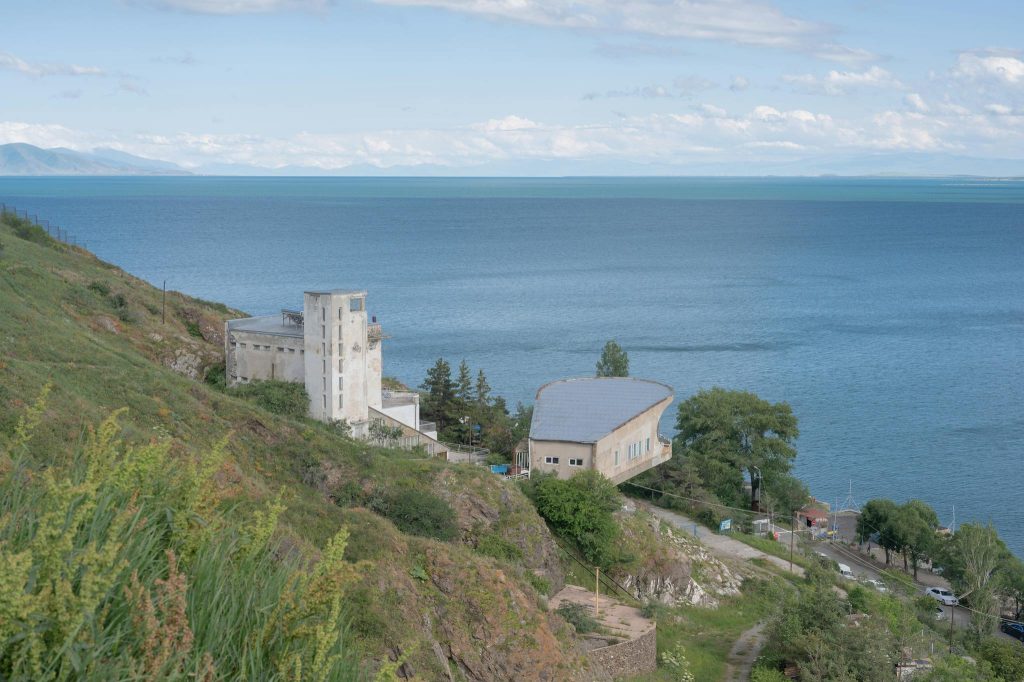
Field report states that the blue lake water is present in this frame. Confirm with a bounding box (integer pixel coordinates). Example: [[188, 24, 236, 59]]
[[2, 176, 1022, 555]]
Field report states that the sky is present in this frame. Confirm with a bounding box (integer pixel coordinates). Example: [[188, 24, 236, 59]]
[[2, 0, 1024, 174]]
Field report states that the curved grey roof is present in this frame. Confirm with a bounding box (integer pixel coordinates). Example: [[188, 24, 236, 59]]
[[530, 377, 673, 443]]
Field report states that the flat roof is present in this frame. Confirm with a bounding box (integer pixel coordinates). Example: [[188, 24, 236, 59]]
[[227, 315, 302, 338], [530, 377, 673, 443], [304, 289, 367, 297]]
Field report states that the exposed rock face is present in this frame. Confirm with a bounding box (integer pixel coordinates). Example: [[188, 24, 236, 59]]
[[340, 509, 604, 682], [165, 348, 204, 379], [179, 306, 224, 346], [614, 510, 742, 608], [432, 468, 565, 594]]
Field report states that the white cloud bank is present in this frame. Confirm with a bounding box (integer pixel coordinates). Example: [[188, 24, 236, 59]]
[[953, 51, 1024, 85], [783, 66, 904, 95], [8, 95, 1018, 172]]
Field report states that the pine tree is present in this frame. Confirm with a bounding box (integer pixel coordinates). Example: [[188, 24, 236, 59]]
[[456, 360, 474, 403], [419, 358, 455, 431], [596, 340, 629, 377], [475, 369, 491, 407]]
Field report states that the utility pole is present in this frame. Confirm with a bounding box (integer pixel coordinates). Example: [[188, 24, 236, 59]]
[[162, 280, 167, 324], [948, 604, 954, 653], [790, 512, 796, 573]]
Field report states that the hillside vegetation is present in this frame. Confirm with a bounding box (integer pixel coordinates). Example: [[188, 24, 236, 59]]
[[0, 213, 597, 680]]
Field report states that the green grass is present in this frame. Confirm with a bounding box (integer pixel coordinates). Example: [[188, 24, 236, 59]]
[[732, 532, 812, 570], [630, 578, 781, 681]]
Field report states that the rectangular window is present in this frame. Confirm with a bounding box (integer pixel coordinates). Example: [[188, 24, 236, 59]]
[[350, 298, 363, 312], [288, 348, 295, 353], [230, 341, 237, 348], [615, 450, 619, 465], [544, 456, 560, 465], [339, 395, 344, 408], [569, 458, 583, 467], [322, 377, 326, 392], [338, 358, 343, 372], [300, 349, 304, 355], [277, 346, 284, 352], [321, 342, 326, 355], [339, 308, 343, 320], [338, 377, 343, 390], [338, 343, 343, 356], [322, 359, 326, 374], [646, 437, 651, 453], [321, 325, 326, 340], [321, 307, 326, 322], [322, 395, 326, 410]]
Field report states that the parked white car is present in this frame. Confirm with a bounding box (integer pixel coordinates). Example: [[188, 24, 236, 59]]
[[924, 587, 958, 606], [837, 563, 856, 580], [864, 579, 888, 593]]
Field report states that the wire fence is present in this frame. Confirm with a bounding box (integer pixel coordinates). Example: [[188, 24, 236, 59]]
[[0, 203, 85, 249]]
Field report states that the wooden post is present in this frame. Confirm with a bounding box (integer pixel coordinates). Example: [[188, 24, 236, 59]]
[[595, 567, 600, 618], [162, 280, 167, 324], [948, 605, 954, 653]]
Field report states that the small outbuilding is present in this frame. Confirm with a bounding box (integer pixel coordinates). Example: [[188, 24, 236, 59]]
[[528, 377, 674, 484]]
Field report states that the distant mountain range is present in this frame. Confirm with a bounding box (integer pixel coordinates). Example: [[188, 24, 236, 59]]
[[1, 142, 1021, 178], [0, 143, 190, 176]]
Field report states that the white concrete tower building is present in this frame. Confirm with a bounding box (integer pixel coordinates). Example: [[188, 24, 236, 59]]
[[303, 289, 376, 434]]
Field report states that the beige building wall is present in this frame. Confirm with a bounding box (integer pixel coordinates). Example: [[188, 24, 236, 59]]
[[225, 331, 304, 384], [594, 395, 673, 485], [530, 441, 595, 479]]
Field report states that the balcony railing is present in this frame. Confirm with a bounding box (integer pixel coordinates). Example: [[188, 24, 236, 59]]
[[418, 420, 437, 434], [368, 323, 385, 342]]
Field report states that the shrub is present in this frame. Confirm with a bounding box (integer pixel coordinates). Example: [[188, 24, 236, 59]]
[[523, 470, 621, 568], [977, 637, 1024, 680], [229, 380, 309, 419], [751, 667, 788, 682], [555, 602, 599, 633], [185, 320, 203, 338], [369, 488, 458, 541], [475, 533, 523, 562], [88, 280, 111, 297], [2, 211, 54, 247]]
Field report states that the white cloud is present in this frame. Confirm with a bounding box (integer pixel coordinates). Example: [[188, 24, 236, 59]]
[[372, 0, 873, 60], [0, 51, 105, 78], [953, 51, 1024, 85], [783, 66, 903, 95], [142, 0, 331, 13], [984, 103, 1013, 115], [729, 75, 749, 92], [905, 93, 928, 112]]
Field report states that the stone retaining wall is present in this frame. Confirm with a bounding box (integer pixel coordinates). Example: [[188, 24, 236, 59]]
[[587, 626, 657, 678]]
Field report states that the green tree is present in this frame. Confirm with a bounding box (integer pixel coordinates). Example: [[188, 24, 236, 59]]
[[673, 388, 799, 509], [942, 523, 1010, 638], [858, 498, 900, 565], [596, 339, 629, 377], [897, 499, 939, 580], [996, 557, 1024, 620], [420, 358, 457, 433], [456, 359, 474, 403], [475, 369, 491, 407]]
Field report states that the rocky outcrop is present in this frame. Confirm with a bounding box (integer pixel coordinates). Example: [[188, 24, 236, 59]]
[[432, 468, 565, 594], [614, 509, 743, 608], [340, 509, 603, 682]]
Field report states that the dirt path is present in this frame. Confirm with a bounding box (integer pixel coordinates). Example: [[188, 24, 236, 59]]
[[642, 503, 805, 577], [723, 622, 767, 682]]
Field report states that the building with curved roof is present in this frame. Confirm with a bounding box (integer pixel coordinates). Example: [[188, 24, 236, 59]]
[[529, 377, 674, 484]]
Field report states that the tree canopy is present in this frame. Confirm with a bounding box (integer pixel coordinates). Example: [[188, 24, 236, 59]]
[[596, 340, 629, 377], [672, 387, 800, 511]]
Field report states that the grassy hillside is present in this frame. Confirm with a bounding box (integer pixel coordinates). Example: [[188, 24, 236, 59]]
[[0, 214, 596, 680]]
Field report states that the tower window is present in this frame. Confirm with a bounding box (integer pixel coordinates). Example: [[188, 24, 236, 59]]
[[349, 298, 363, 312]]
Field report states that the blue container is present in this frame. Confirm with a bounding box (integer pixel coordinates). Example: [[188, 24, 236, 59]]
[[490, 464, 509, 474]]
